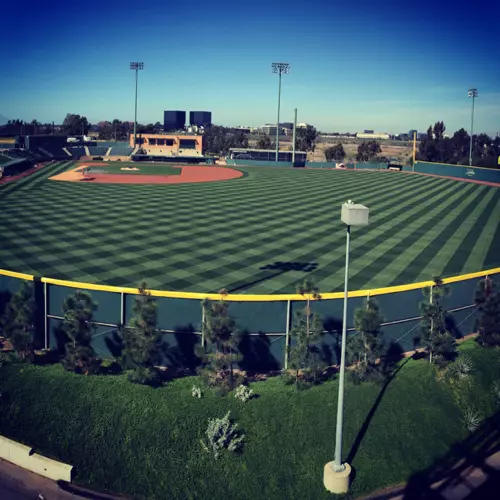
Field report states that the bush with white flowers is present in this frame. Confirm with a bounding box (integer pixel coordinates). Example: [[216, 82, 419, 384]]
[[191, 385, 203, 398], [201, 411, 244, 460], [234, 384, 254, 403]]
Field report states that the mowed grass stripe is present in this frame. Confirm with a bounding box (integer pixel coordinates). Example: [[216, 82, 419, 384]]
[[440, 188, 500, 276], [326, 180, 474, 290], [0, 161, 69, 198], [163, 176, 449, 291], [0, 172, 460, 292], [361, 185, 487, 290], [213, 178, 463, 293], [388, 185, 491, 285], [466, 194, 500, 271], [0, 166, 498, 293]]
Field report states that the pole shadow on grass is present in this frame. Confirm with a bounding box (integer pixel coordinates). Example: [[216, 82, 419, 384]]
[[346, 344, 407, 466], [362, 409, 500, 499], [226, 261, 318, 293]]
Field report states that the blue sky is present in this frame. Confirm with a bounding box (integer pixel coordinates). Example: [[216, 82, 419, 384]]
[[1, 0, 499, 134]]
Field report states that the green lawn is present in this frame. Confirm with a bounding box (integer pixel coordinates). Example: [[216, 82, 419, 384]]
[[86, 163, 182, 175], [0, 341, 498, 499], [0, 161, 499, 293]]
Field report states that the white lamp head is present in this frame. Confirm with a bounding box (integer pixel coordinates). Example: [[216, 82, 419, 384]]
[[341, 202, 369, 226]]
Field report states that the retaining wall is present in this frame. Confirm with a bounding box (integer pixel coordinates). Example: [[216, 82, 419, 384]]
[[225, 159, 305, 168], [1, 268, 497, 371]]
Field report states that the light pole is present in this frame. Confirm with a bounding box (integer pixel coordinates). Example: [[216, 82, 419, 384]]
[[468, 88, 478, 166], [271, 62, 289, 162], [130, 62, 144, 149], [324, 200, 369, 495]]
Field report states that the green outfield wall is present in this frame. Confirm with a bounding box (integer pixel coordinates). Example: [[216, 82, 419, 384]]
[[225, 159, 305, 168], [414, 161, 500, 183], [1, 267, 498, 371]]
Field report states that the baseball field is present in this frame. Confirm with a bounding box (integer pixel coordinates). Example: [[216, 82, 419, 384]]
[[1, 160, 499, 294]]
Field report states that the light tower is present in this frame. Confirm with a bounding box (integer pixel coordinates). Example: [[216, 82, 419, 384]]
[[130, 62, 144, 149], [271, 62, 290, 162], [468, 88, 478, 166]]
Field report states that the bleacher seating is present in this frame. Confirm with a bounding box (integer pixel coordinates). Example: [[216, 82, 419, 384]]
[[88, 146, 108, 156], [67, 146, 86, 158], [109, 144, 133, 156]]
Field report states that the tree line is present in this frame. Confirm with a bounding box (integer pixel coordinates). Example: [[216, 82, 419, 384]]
[[418, 121, 500, 168]]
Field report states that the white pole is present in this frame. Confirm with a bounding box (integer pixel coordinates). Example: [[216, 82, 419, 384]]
[[44, 282, 48, 350], [333, 224, 351, 471], [284, 299, 291, 369]]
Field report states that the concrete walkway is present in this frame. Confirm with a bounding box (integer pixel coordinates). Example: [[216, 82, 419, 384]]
[[359, 449, 500, 499], [0, 459, 127, 500]]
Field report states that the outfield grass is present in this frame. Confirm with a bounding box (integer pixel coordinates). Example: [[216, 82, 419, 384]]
[[0, 161, 499, 293], [0, 341, 498, 499], [86, 163, 182, 175]]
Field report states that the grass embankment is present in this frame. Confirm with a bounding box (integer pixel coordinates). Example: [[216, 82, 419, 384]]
[[91, 163, 182, 175], [0, 340, 499, 500]]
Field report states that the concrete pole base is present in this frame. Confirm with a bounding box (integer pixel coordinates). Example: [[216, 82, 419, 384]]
[[323, 462, 352, 494]]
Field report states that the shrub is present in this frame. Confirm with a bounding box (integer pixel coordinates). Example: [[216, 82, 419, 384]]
[[447, 356, 474, 381], [462, 406, 482, 432], [287, 279, 325, 389], [197, 293, 243, 395], [61, 290, 100, 375], [1, 282, 35, 362], [122, 281, 162, 386], [234, 384, 254, 402], [491, 381, 500, 407], [127, 366, 160, 386], [192, 385, 203, 398], [200, 411, 245, 460]]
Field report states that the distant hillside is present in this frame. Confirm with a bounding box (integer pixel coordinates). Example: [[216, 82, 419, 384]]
[[0, 114, 9, 125]]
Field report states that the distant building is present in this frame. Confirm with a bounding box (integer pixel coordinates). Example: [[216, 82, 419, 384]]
[[164, 111, 186, 132], [409, 129, 417, 138], [364, 129, 374, 134], [130, 133, 202, 157], [356, 132, 390, 140], [261, 122, 301, 135], [190, 111, 212, 128], [261, 124, 278, 136]]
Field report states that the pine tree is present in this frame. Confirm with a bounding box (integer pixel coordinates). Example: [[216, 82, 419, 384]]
[[61, 290, 100, 374], [1, 282, 35, 362], [287, 279, 325, 389], [348, 297, 386, 383], [419, 277, 456, 366], [122, 281, 161, 385], [474, 277, 500, 348], [197, 290, 243, 395]]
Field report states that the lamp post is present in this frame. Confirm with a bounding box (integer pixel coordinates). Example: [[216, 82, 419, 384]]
[[468, 88, 478, 167], [130, 62, 144, 149], [324, 200, 369, 495], [271, 62, 289, 162]]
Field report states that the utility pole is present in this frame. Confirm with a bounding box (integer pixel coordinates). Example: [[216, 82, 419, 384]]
[[292, 108, 297, 163]]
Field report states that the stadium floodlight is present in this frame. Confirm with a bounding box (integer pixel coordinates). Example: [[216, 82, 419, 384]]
[[271, 62, 290, 162], [130, 62, 145, 149], [468, 88, 478, 166], [324, 201, 369, 495]]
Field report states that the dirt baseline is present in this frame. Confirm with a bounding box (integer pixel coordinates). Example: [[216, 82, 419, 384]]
[[50, 163, 243, 184]]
